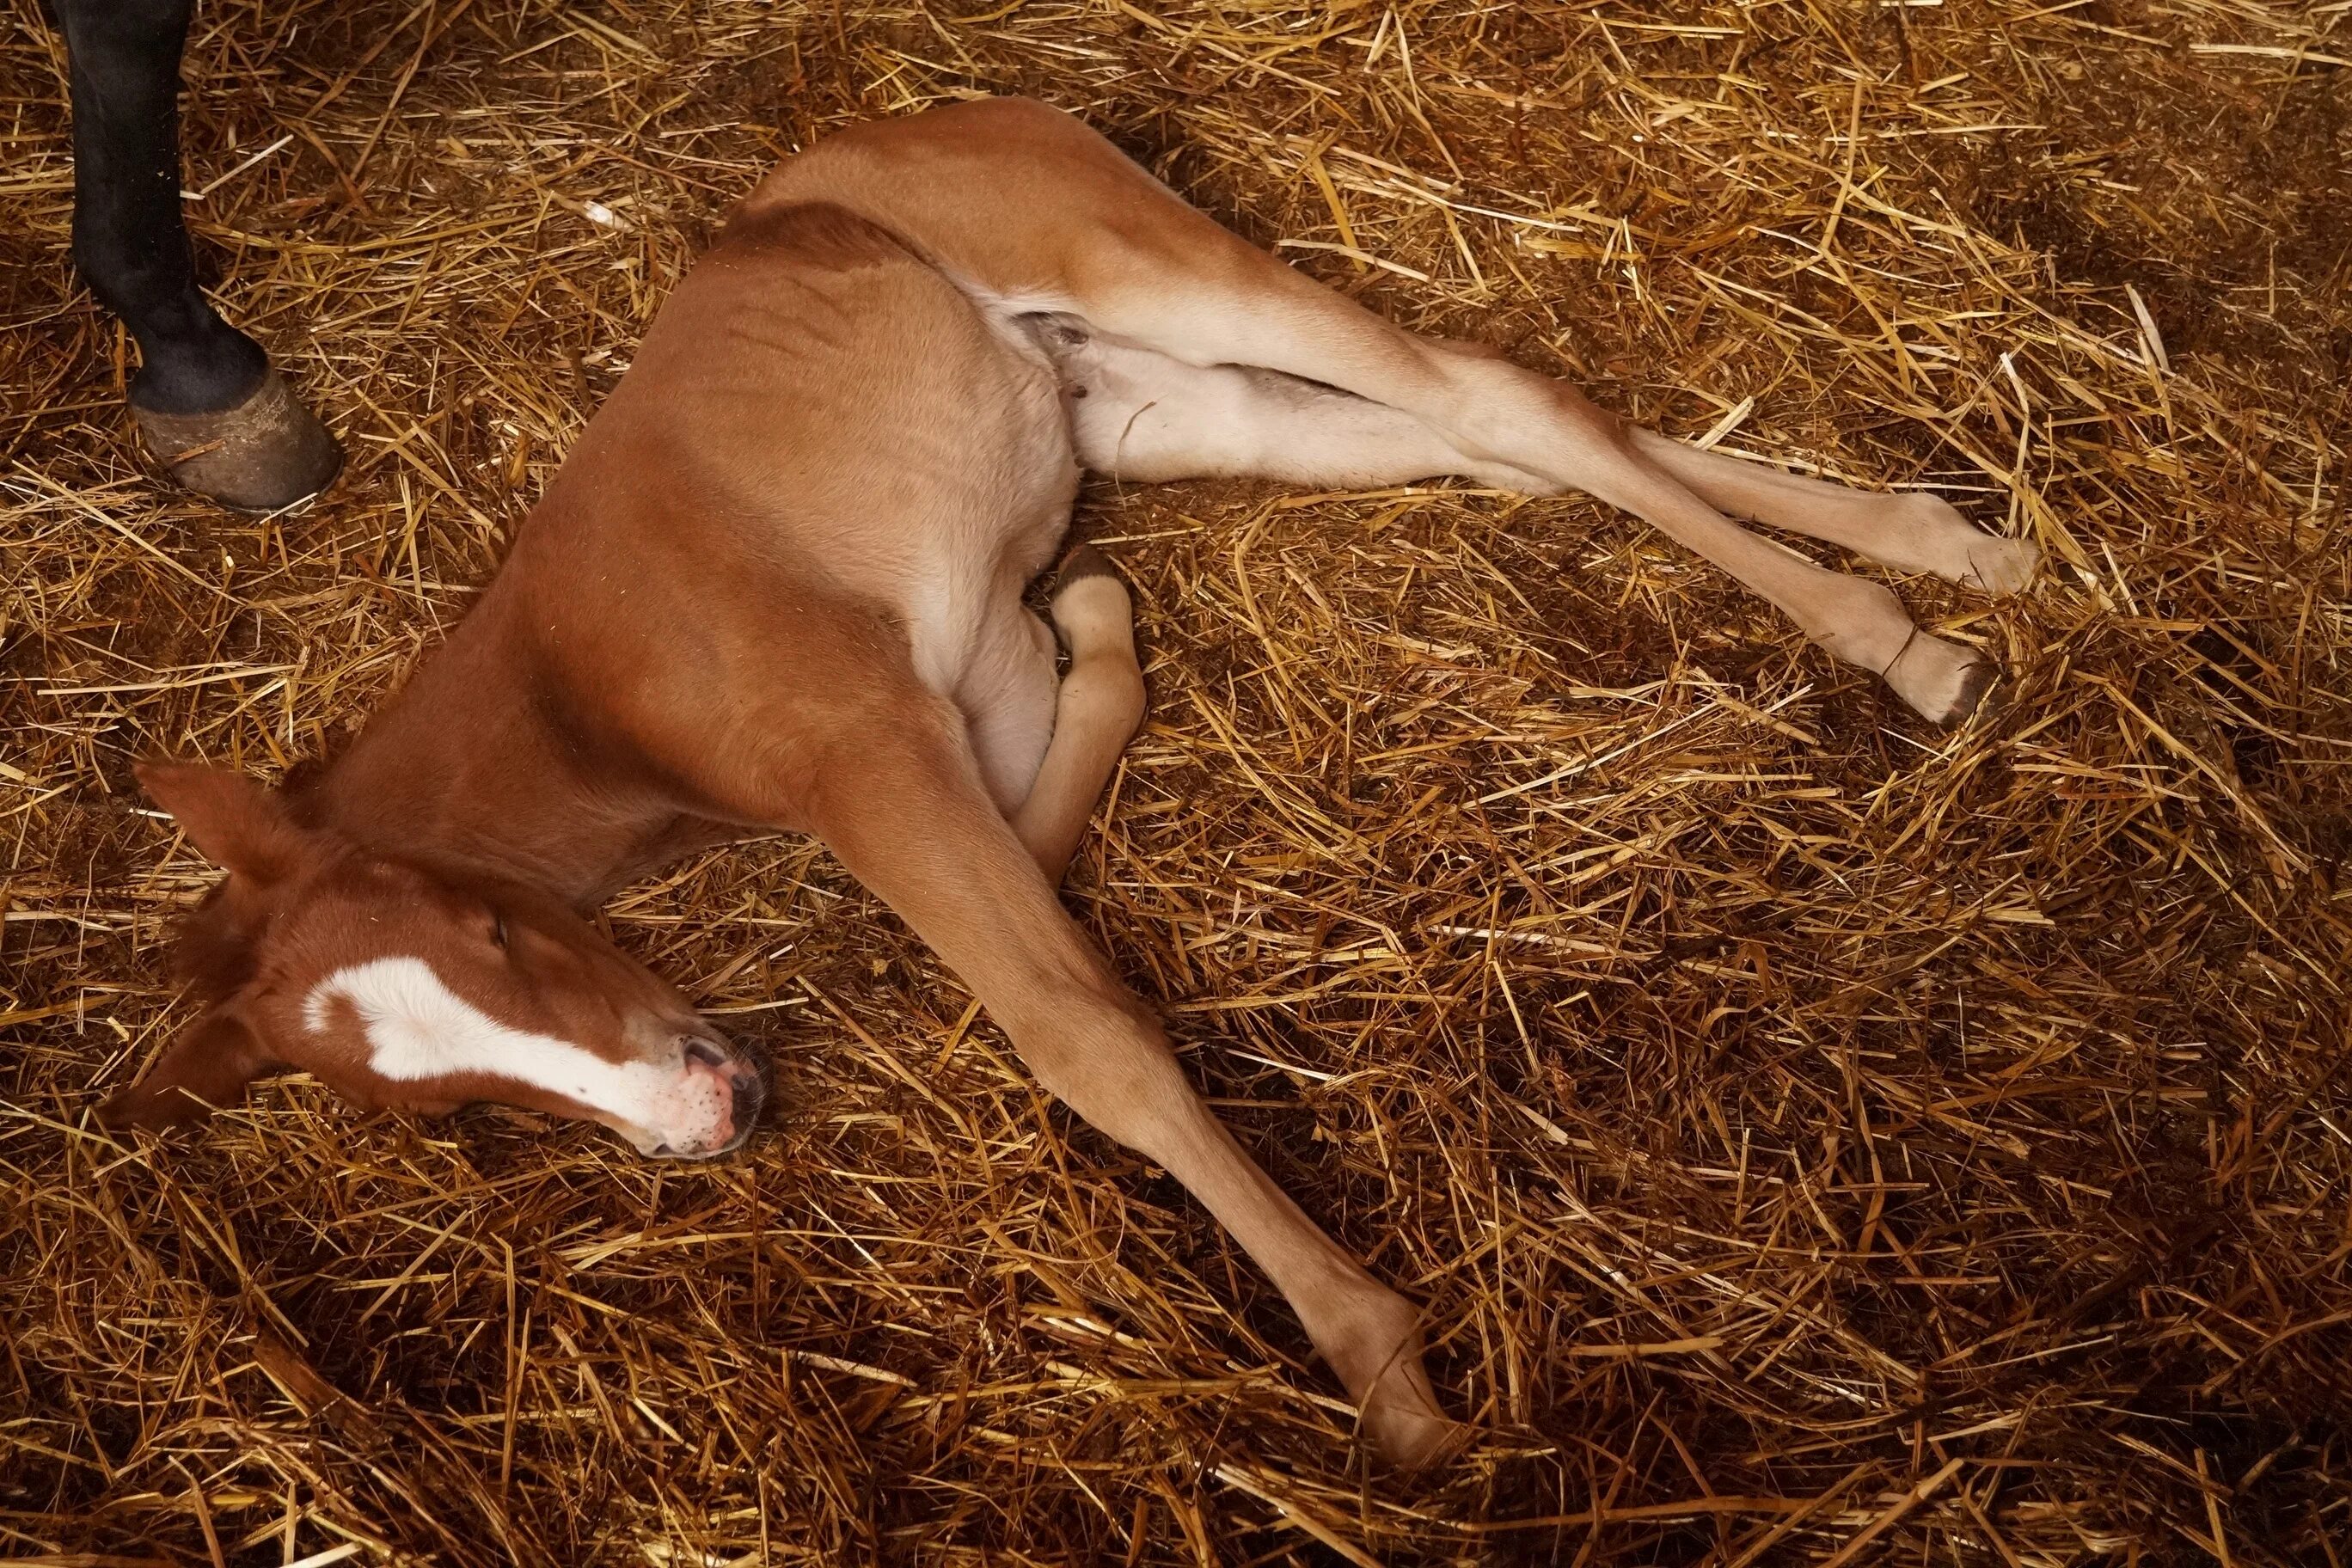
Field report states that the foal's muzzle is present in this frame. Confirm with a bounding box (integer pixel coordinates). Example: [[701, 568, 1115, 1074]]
[[647, 1033, 768, 1159]]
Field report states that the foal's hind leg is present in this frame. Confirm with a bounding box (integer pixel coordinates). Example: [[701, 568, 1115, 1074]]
[[1056, 265, 2007, 723], [755, 98, 2023, 720], [1038, 315, 2038, 597], [1626, 432, 2040, 595], [1027, 314, 1551, 492]]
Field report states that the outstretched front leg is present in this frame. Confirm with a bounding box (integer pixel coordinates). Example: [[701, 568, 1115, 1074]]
[[792, 680, 1461, 1467]]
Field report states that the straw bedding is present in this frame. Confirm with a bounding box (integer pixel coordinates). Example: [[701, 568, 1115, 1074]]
[[3, 0, 2348, 1562]]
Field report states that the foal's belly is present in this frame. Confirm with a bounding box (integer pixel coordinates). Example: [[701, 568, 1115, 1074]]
[[893, 314, 1080, 809]]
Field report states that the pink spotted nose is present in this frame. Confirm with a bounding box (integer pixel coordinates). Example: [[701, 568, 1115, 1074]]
[[651, 1036, 766, 1158]]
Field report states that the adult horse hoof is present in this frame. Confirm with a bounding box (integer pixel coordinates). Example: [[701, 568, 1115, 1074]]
[[133, 370, 341, 511]]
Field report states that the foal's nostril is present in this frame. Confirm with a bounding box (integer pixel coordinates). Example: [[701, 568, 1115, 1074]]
[[683, 1037, 727, 1069], [733, 1071, 766, 1118]]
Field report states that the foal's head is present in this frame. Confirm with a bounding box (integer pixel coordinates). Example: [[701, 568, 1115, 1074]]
[[103, 762, 765, 1158]]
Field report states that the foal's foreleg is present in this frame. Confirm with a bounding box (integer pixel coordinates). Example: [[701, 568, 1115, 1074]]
[[1010, 547, 1147, 884], [804, 701, 1456, 1466]]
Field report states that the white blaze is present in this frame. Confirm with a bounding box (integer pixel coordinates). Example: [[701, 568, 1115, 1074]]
[[302, 956, 728, 1147]]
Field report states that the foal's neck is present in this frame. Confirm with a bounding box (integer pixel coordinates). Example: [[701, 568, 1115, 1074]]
[[307, 583, 692, 910]]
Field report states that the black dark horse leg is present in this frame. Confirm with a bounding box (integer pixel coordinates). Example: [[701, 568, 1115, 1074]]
[[54, 0, 339, 508]]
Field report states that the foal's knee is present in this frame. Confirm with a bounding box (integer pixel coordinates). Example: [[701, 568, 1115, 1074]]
[[1016, 983, 1198, 1157]]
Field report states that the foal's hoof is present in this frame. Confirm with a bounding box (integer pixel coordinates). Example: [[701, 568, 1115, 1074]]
[[1360, 1369, 1470, 1471], [1957, 530, 2042, 597], [1052, 542, 1123, 593], [133, 370, 341, 511], [1886, 496, 2042, 596], [1884, 633, 1999, 727]]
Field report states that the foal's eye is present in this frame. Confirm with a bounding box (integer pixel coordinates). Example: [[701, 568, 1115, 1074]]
[[489, 911, 510, 949]]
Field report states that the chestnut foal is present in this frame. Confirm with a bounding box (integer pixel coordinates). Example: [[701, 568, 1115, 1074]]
[[106, 98, 2037, 1466]]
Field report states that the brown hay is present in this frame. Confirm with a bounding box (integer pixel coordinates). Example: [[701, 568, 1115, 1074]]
[[4, 0, 2349, 1562]]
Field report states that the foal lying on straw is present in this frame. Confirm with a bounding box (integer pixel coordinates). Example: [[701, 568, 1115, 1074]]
[[107, 98, 2037, 1465]]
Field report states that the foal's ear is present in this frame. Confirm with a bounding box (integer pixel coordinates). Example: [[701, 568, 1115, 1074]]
[[98, 1007, 274, 1132], [138, 759, 311, 886]]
